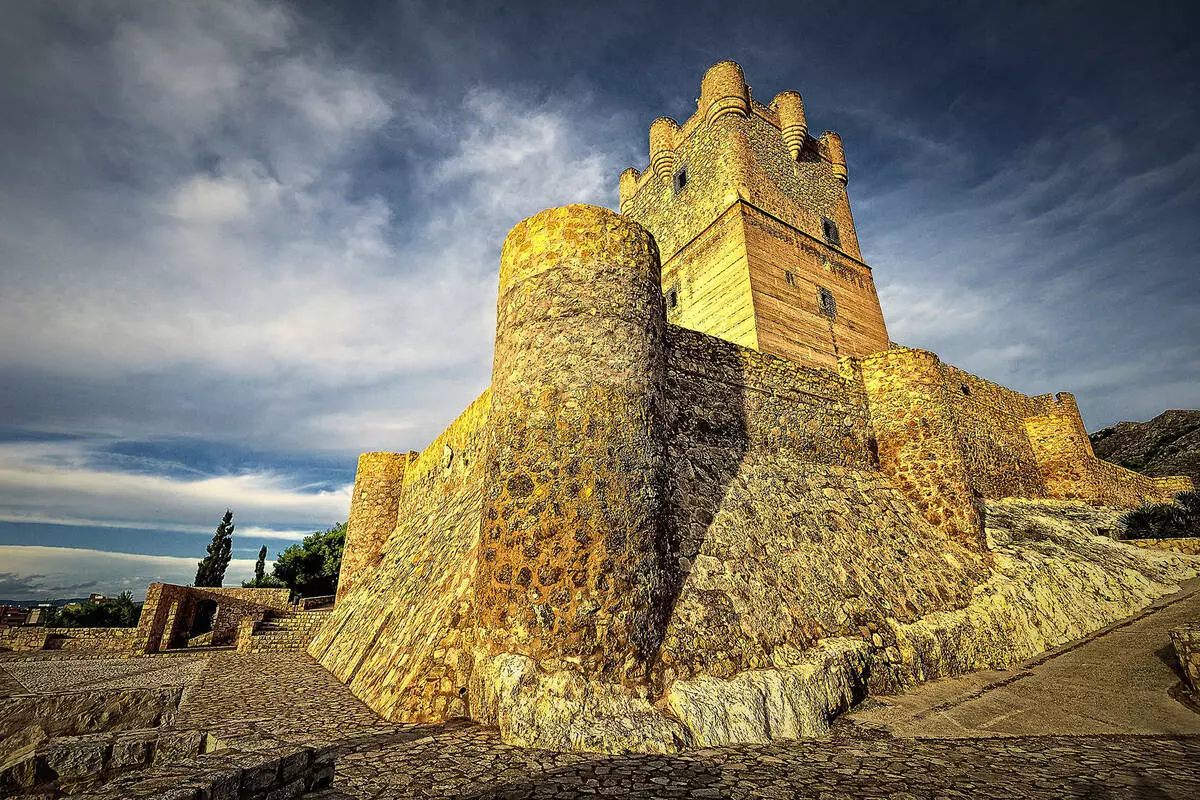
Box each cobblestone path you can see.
[164,650,1200,800]
[1,653,207,693]
[318,724,1200,800]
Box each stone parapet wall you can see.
[0,626,134,653]
[1026,395,1190,506]
[1128,537,1200,556]
[0,627,51,652]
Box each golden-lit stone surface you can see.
[320,61,1196,754]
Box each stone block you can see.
[44,737,108,778]
[1169,624,1200,692]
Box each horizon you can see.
[1,0,1198,600]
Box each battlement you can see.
[619,61,887,370]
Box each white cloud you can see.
[0,440,350,533]
[0,1,630,457]
[0,545,259,601]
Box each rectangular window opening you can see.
[785,270,795,286]
[673,166,688,193]
[666,286,679,310]
[817,286,837,319]
[822,217,841,247]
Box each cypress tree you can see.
[195,509,235,587]
[254,545,267,585]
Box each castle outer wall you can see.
[317,204,1188,729]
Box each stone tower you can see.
[620,61,890,369]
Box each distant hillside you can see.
[1089,410,1200,487]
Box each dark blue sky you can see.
[0,0,1197,599]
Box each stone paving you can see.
[0,653,208,694]
[314,724,1200,799]
[165,645,1200,800]
[4,586,1200,799]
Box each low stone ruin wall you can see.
[0,626,135,654]
[1,722,333,798]
[0,628,50,652]
[0,686,183,740]
[132,584,294,653]
[1128,537,1200,556]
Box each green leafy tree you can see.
[254,545,267,584]
[109,590,140,627]
[55,591,141,628]
[195,509,235,587]
[272,522,346,597]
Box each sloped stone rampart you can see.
[664,638,870,747]
[659,328,989,685]
[309,390,491,723]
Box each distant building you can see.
[0,605,28,630]
[24,603,56,626]
[88,593,110,605]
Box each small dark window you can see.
[817,286,837,319]
[961,384,971,396]
[785,270,795,286]
[673,166,688,192]
[822,217,841,247]
[665,286,679,310]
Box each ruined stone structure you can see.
[312,62,1195,753]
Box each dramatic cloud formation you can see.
[0,0,1196,598]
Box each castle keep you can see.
[312,62,1193,753]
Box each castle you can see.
[309,62,1193,753]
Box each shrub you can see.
[1174,491,1200,535]
[1119,495,1197,540]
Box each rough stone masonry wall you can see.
[943,363,1054,500]
[338,450,414,602]
[857,348,984,547]
[309,390,491,723]
[2,627,135,654]
[1025,393,1190,505]
[1130,537,1200,556]
[472,205,671,685]
[0,627,52,652]
[132,585,292,653]
[657,327,990,687]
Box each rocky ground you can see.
[1090,409,1200,487]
